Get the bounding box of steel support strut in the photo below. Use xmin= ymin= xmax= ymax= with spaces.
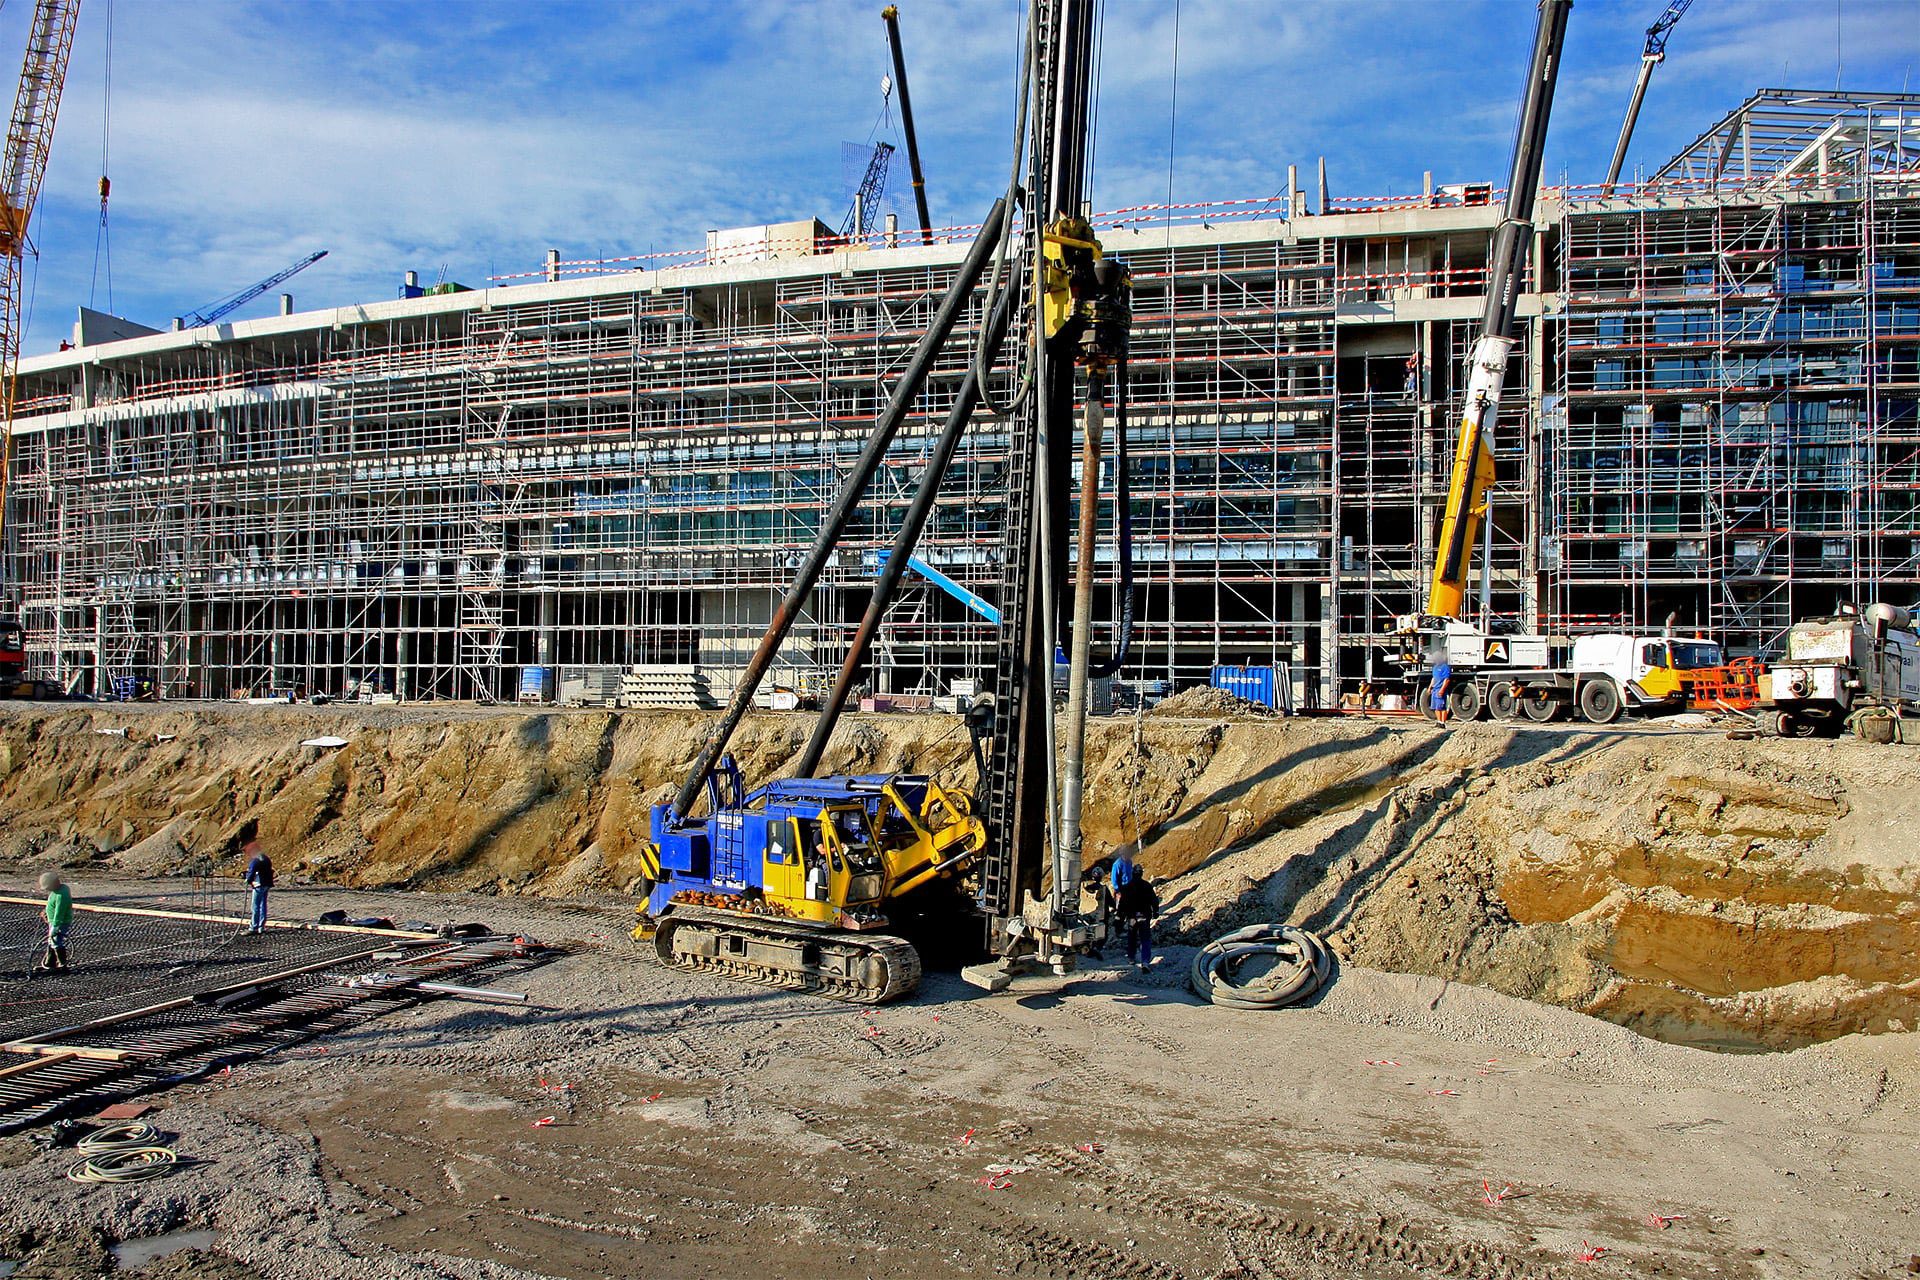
xmin=670 ymin=197 xmax=1008 ymax=823
xmin=796 ymin=284 xmax=1019 ymax=778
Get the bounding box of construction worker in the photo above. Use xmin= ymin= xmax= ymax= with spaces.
xmin=242 ymin=839 xmax=274 ymax=934
xmin=1429 ymin=660 xmax=1454 ymax=727
xmin=38 ymin=871 xmax=71 ymax=972
xmin=1115 ymin=871 xmax=1159 ymax=973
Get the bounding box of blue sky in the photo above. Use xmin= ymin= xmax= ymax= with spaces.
xmin=10 ymin=0 xmax=1919 ymax=354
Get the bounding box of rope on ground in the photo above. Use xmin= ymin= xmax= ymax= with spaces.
xmin=65 ymin=1146 xmax=176 ymax=1184
xmin=1188 ymin=923 xmax=1333 ymax=1010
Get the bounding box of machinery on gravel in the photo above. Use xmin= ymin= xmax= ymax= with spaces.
xmin=1410 ymin=620 xmax=1734 ymax=725
xmin=633 ymin=0 xmax=1131 ymax=1003
xmin=1754 ymin=603 xmax=1920 ymax=740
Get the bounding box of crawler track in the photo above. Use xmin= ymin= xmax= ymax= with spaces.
xmin=652 ymin=906 xmax=921 ymax=1004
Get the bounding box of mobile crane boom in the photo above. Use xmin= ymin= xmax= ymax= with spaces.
xmin=1425 ymin=0 xmax=1571 ymax=622
xmin=179 ymin=249 xmax=328 ymax=328
xmin=1602 ymin=0 xmax=1694 ymax=196
xmin=881 ymin=5 xmax=934 ymax=244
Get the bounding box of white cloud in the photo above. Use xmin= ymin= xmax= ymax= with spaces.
xmin=7 ymin=0 xmax=1917 ymax=353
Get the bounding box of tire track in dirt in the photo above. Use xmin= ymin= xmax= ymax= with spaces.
xmin=1018 ymin=1142 xmax=1565 ymax=1280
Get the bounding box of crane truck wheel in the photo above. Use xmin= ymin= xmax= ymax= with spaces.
xmin=1486 ymin=682 xmax=1522 ymax=721
xmin=1778 ymin=711 xmax=1819 ymax=739
xmin=1446 ymin=682 xmax=1483 ymax=722
xmin=1522 ymin=692 xmax=1565 ymax=722
xmin=1577 ymin=678 xmax=1623 ymax=725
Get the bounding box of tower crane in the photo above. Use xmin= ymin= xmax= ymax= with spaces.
xmin=177 ymin=249 xmax=328 ymax=328
xmin=0 ymin=0 xmax=82 ymax=547
xmin=1602 ymin=0 xmax=1695 ymax=196
xmin=839 ymin=141 xmax=895 ymax=240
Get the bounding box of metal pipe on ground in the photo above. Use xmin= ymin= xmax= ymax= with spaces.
xmin=416 ymin=981 xmax=529 ymax=1005
xmin=670 ymin=197 xmax=1010 ymax=823
xmin=796 ymin=283 xmax=1018 ymax=778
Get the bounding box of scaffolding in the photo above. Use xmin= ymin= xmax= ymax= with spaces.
xmin=5 ymin=90 xmax=1919 ymax=705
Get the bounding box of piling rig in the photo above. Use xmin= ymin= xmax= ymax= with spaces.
xmin=634 ymin=0 xmax=1131 ymax=1002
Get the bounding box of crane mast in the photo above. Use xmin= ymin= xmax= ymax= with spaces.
xmin=1424 ymin=0 xmax=1571 ymax=625
xmin=0 ymin=0 xmax=82 ymax=547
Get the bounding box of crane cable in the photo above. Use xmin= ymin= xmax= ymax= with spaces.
xmin=1189 ymin=923 xmax=1333 ymax=1010
xmin=88 ymin=0 xmax=111 ymax=311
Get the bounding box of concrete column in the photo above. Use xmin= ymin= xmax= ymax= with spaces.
xmin=537 ymin=590 xmax=555 ymax=666
xmin=93 ymin=607 xmax=104 ymax=700
xmin=396 ymin=604 xmax=411 ymax=702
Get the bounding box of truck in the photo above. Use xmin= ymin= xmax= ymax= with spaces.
xmin=1754 ymin=603 xmax=1920 ymax=740
xmin=1411 ymin=619 xmax=1728 ymax=724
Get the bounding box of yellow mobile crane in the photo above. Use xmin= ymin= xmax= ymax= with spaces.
xmin=1405 ymin=0 xmax=1733 ymax=726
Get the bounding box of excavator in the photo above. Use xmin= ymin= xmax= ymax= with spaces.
xmin=634 ymin=0 xmax=1128 ymax=1003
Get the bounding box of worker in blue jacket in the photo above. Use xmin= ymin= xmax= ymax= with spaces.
xmin=1429 ymin=661 xmax=1454 ymax=727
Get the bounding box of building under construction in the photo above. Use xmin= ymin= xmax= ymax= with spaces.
xmin=5 ymin=89 xmax=1917 ymax=707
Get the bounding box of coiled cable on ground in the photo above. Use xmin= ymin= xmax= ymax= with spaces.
xmin=75 ymin=1121 xmax=163 ymax=1152
xmin=65 ymin=1146 xmax=177 ymax=1184
xmin=1189 ymin=924 xmax=1333 ymax=1010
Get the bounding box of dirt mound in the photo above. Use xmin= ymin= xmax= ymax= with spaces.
xmin=2 ymin=703 xmax=1917 ymax=1051
xmin=1149 ymin=685 xmax=1273 ymax=719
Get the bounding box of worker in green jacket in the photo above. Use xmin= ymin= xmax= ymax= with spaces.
xmin=38 ymin=871 xmax=72 ymax=972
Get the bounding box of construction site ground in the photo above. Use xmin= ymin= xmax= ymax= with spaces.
xmin=0 ymin=703 xmax=1915 ymax=1276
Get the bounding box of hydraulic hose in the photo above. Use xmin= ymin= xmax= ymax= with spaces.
xmin=1188 ymin=923 xmax=1333 ymax=1010
xmin=66 ymin=1147 xmax=177 ymax=1184
xmin=75 ymin=1120 xmax=163 ymax=1151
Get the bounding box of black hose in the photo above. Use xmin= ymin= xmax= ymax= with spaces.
xmin=1189 ymin=923 xmax=1333 ymax=1010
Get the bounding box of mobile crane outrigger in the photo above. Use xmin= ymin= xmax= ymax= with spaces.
xmin=633 ymin=0 xmax=1131 ymax=1001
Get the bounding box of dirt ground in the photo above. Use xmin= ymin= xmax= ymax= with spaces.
xmin=1 ymin=703 xmax=1919 ymax=1276
xmin=1 ymin=702 xmax=1917 ymax=1050
xmin=0 ymin=879 xmax=1916 ymax=1279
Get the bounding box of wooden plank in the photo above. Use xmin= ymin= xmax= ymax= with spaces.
xmin=0 ymin=1052 xmax=74 ymax=1078
xmin=2 ymin=1043 xmax=141 ymax=1062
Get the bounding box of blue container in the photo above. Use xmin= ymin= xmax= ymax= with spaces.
xmin=517 ymin=666 xmax=553 ymax=701
xmin=1210 ymin=664 xmax=1279 ymax=709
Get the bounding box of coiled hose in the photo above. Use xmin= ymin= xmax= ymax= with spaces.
xmin=65 ymin=1121 xmax=178 ymax=1184
xmin=1189 ymin=924 xmax=1333 ymax=1010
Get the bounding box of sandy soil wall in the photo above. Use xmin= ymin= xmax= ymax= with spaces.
xmin=1 ymin=702 xmax=1915 ymax=1051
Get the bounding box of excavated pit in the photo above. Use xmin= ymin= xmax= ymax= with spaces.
xmin=1 ymin=701 xmax=1915 ymax=1053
